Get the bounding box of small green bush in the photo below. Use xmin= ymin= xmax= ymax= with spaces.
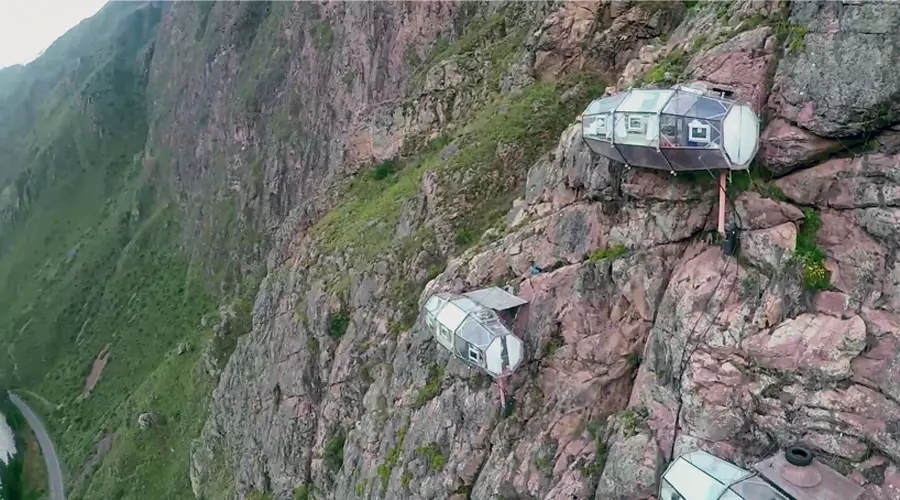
xmin=342 ymin=71 xmax=355 ymax=88
xmin=370 ymin=160 xmax=397 ymax=181
xmin=426 ymin=263 xmax=444 ymax=281
xmin=376 ymin=463 xmax=390 ymax=492
xmin=377 ymin=425 xmax=408 ymax=492
xmin=715 ymin=1 xmax=732 ymax=21
xmin=620 ymin=407 xmax=649 ymax=437
xmin=643 ymin=50 xmax=687 ymax=86
xmin=534 ymin=442 xmax=557 ymax=476
xmin=793 ymin=208 xmax=831 ymax=291
xmin=416 ymin=442 xmax=446 ymax=472
xmin=401 ymin=471 xmax=412 ymax=489
xmin=788 ymin=25 xmax=808 ymax=53
xmin=311 ymin=22 xmax=334 ymax=52
xmin=626 ymin=352 xmax=642 ymax=369
xmin=741 ymin=274 xmax=761 ymax=300
xmin=579 ymin=437 xmax=607 ymax=479
xmin=691 ymin=35 xmax=708 ymax=53
xmin=323 ymin=428 xmax=346 ymax=473
xmin=741 ymin=13 xmax=769 ymax=31
xmin=453 ymin=227 xmax=477 ymax=248
xmin=728 ymin=163 xmax=784 ymax=200
xmin=588 ymin=245 xmax=627 ymax=263
xmin=293 ymin=485 xmax=310 ymax=500
xmin=415 ymin=365 xmax=444 ymax=408
xmin=327 ymin=310 xmax=350 ymax=340
xmin=500 ymin=396 xmax=516 ymax=419
xmin=801 ymin=259 xmax=830 ymax=290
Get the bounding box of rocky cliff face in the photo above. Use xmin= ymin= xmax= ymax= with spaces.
xmin=183 ymin=1 xmax=900 ymax=500
xmin=4 ymin=0 xmax=900 ymax=499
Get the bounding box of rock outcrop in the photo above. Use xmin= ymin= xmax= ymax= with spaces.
xmin=138 ymin=412 xmax=158 ymax=430
xmin=769 ymin=0 xmax=900 ymax=138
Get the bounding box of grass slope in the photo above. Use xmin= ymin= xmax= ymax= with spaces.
xmin=0 ymin=3 xmax=223 ymax=499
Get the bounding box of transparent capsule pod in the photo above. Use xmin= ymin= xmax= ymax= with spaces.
xmin=660 ymin=448 xmax=864 ymax=500
xmin=581 ymin=85 xmax=760 ymax=172
xmin=421 ymin=287 xmax=527 ymax=378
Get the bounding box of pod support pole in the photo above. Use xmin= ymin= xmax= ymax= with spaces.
xmin=718 ymin=171 xmax=727 ymax=236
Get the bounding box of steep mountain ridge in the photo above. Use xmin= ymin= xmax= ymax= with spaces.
xmin=2 ymin=1 xmax=900 ymax=499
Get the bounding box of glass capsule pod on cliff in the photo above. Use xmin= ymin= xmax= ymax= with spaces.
xmin=420 ymin=286 xmax=527 ymax=379
xmin=581 ymin=84 xmax=760 ymax=172
xmin=660 ymin=447 xmax=863 ymax=500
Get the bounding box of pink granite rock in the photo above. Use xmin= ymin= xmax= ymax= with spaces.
xmin=744 ymin=313 xmax=867 ymax=380
xmin=853 ymin=309 xmax=900 ymax=403
xmin=688 ymin=27 xmax=775 ymax=113
xmin=776 ymin=153 xmax=900 ymax=209
xmin=620 ymin=169 xmax=709 ymax=202
xmin=740 ymin=222 xmax=797 ymax=273
xmin=532 ymin=1 xmax=602 ymax=82
xmin=817 ymin=210 xmax=886 ymax=305
xmin=758 ymin=118 xmax=843 ymax=174
xmin=524 ymin=123 xmax=617 ymax=209
xmin=734 ymin=191 xmax=805 ymax=230
xmin=814 ymin=291 xmax=857 ymax=318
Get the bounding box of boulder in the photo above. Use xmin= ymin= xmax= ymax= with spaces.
xmin=859 ymin=208 xmax=900 ymax=248
xmin=734 ymin=191 xmax=804 ymax=230
xmin=852 ymin=456 xmax=900 ymax=500
xmin=202 ymin=341 xmax=222 ymax=378
xmin=620 ymin=170 xmax=708 ymax=202
xmin=595 ymin=430 xmax=663 ymax=500
xmin=757 ymin=118 xmax=843 ymax=174
xmin=874 ymin=126 xmax=900 ymax=155
xmin=740 ymin=222 xmax=797 ymax=273
xmin=524 ymin=123 xmax=616 ymax=209
xmin=138 ymin=412 xmax=158 ymax=430
xmin=817 ymin=210 xmax=886 ymax=306
xmin=584 ymin=2 xmax=685 ymax=79
xmin=775 ymin=154 xmax=900 ymax=209
xmin=813 ymin=291 xmax=856 ymax=319
xmin=852 ymin=309 xmax=900 ymax=403
xmin=743 ymin=313 xmax=867 ymax=380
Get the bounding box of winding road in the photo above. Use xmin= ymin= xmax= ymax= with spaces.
xmin=8 ymin=392 xmax=65 ymax=500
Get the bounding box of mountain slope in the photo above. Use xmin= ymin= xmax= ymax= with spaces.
xmin=3 ymin=1 xmax=900 ymax=500
xmin=0 ymin=3 xmax=220 ymax=499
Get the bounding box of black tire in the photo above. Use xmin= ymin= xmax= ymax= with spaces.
xmin=785 ymin=445 xmax=814 ymax=466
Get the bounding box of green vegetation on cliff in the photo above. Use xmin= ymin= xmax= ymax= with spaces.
xmin=311 ymin=77 xmax=603 ymax=262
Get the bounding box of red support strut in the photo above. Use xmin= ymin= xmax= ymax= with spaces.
xmin=497 ymin=375 xmax=508 ymax=409
xmin=718 ymin=171 xmax=727 ymax=236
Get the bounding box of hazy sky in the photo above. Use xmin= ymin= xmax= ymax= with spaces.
xmin=0 ymin=0 xmax=108 ymax=68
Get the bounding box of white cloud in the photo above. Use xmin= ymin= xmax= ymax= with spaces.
xmin=0 ymin=0 xmax=109 ymax=68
